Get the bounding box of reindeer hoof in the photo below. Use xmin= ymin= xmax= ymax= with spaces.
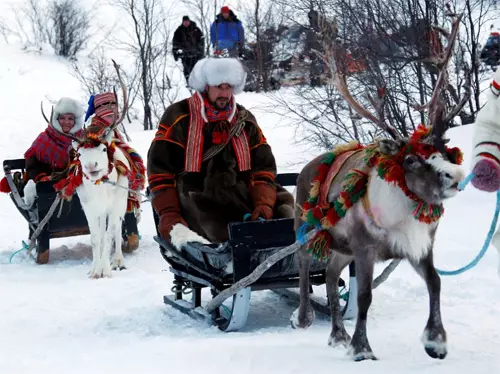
xmin=348 ymin=339 xmax=377 ymax=361
xmin=425 ymin=346 xmax=447 ymax=360
xmin=328 ymin=330 xmax=351 ymax=348
xmin=290 ymin=307 xmax=315 ymax=329
xmin=112 ymin=265 xmax=127 ymax=271
xmin=422 ymin=330 xmax=447 ymax=359
xmin=351 ymin=351 xmax=378 ymax=362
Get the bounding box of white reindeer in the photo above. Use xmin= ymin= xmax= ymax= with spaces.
xmin=74 ymin=131 xmax=131 ymax=278
xmin=54 ymin=62 xmax=143 ymax=278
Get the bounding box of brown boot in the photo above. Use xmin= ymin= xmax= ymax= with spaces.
xmin=36 ymin=249 xmax=49 ymax=264
xmin=123 ymin=233 xmax=139 ymax=253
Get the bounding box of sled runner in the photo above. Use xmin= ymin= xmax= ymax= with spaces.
xmin=152 ymin=172 xmax=358 ymax=332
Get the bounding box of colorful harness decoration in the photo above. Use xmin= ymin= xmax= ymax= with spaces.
xmin=302 ymin=125 xmax=463 ymax=262
xmin=54 ymin=133 xmax=145 ymax=211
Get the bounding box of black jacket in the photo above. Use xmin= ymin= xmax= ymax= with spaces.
xmin=172 ymin=22 xmax=204 ymax=60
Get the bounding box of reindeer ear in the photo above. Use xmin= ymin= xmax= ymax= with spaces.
xmin=71 ymin=140 xmax=79 ymax=151
xmin=378 ymin=138 xmax=406 ymax=156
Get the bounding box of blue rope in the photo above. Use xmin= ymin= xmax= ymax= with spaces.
xmin=457 ymin=172 xmax=475 ymax=191
xmin=243 ymin=213 xmax=264 ymax=222
xmin=436 ymin=172 xmax=500 ymax=276
xmin=9 ymin=240 xmax=30 ymax=264
xmin=297 ymin=222 xmax=309 ymax=244
xmin=296 ymin=222 xmax=322 ymax=244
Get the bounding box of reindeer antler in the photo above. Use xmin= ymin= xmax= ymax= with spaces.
xmin=41 ymin=101 xmax=53 ymax=124
xmin=443 ymin=69 xmax=471 ymax=123
xmin=413 ymin=6 xmax=463 ymax=143
xmin=111 ymin=59 xmax=128 ymax=126
xmin=320 ymin=38 xmax=401 ymax=140
xmin=102 ymin=59 xmax=129 ymax=139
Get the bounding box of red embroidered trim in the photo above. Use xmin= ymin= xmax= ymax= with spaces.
xmin=185 ymin=92 xmax=251 ymax=172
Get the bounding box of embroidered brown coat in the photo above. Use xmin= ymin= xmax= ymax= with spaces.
xmin=147 ymin=97 xmax=294 ymax=243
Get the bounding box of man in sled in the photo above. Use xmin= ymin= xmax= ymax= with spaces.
xmin=84 ymin=92 xmax=143 ymax=252
xmin=147 ymin=56 xmax=294 ymax=244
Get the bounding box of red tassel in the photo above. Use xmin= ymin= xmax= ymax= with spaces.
xmin=312 ymin=206 xmax=324 ymax=220
xmin=212 ymin=132 xmax=222 ymax=144
xmin=212 ymin=131 xmax=228 ymax=145
xmin=316 ymin=163 xmax=330 ymax=182
xmin=0 ymin=177 xmax=11 ymax=193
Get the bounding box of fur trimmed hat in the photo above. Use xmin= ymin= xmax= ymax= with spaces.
xmin=51 ymin=97 xmax=85 ymax=134
xmin=188 ymin=57 xmax=247 ymax=94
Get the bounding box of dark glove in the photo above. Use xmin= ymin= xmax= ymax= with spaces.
xmin=152 ymin=187 xmax=187 ymax=241
xmin=250 ymin=183 xmax=277 ymax=221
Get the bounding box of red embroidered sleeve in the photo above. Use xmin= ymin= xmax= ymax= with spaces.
xmin=147 ymin=108 xmax=188 ymax=194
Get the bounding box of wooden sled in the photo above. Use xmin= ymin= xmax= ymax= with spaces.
xmin=152 ymin=173 xmax=359 ymax=332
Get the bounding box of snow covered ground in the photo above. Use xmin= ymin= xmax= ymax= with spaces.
xmin=1 ymin=1 xmax=500 ymax=373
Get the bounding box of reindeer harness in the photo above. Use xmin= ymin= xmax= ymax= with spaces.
xmin=54 ymin=133 xmax=146 ymax=208
xmin=301 ymin=125 xmax=463 ymax=262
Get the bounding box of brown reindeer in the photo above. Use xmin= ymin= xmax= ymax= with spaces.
xmin=291 ymin=9 xmax=469 ymax=361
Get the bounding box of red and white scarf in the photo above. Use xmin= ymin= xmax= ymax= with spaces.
xmin=185 ymin=91 xmax=251 ymax=173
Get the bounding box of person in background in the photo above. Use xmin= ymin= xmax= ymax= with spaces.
xmin=210 ymin=6 xmax=245 ymax=58
xmin=172 ymin=15 xmax=205 ymax=84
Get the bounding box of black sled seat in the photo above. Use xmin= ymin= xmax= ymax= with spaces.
xmin=153 ymin=173 xmax=358 ymax=332
xmin=3 ymin=159 xmax=89 ymax=264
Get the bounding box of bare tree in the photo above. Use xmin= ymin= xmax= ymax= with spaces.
xmin=69 ymin=47 xmax=141 ymax=123
xmin=267 ymin=0 xmax=473 ymax=150
xmin=111 ymin=0 xmax=176 ymax=130
xmin=150 ymin=23 xmax=181 ymax=121
xmin=45 ymin=0 xmax=90 ymax=58
xmin=7 ymin=0 xmax=48 ymax=50
xmin=451 ymin=0 xmax=499 ymax=118
xmin=238 ymin=0 xmax=290 ymax=92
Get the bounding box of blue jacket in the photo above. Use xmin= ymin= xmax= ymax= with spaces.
xmin=210 ymin=12 xmax=244 ymax=51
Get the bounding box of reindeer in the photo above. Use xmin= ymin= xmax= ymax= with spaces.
xmin=291 ymin=9 xmax=470 ymax=361
xmin=54 ymin=61 xmax=145 ymax=279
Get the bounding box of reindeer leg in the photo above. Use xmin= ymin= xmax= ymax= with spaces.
xmin=327 ymin=252 xmax=353 ymax=347
xmin=112 ymin=215 xmax=126 ymax=271
xmin=100 ymin=219 xmax=114 ymax=278
xmin=290 ymin=245 xmax=315 ymax=329
xmin=87 ymin=214 xmax=100 ymax=277
xmin=90 ymin=215 xmax=108 ymax=279
xmin=348 ymin=225 xmax=377 ymax=361
xmin=409 ymin=251 xmax=447 ymax=360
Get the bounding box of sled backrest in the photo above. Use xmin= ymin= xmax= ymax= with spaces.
xmin=228 ymin=173 xmax=299 ymax=282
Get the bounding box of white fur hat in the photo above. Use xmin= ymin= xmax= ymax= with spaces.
xmin=51 ymin=97 xmax=85 ymax=134
xmin=188 ymin=57 xmax=247 ymax=94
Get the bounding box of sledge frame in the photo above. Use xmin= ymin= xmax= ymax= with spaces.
xmin=153 ymin=173 xmax=359 ymax=332
xmin=3 ymin=159 xmax=89 ymax=263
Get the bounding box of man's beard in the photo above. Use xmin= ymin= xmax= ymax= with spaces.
xmin=211 ymin=97 xmax=230 ymax=110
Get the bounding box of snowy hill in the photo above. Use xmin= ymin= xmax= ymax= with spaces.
xmin=1 ymin=1 xmax=500 ymax=373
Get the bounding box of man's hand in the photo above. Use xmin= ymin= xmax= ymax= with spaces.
xmin=159 ymin=212 xmax=187 ymax=241
xmin=249 ymin=182 xmax=277 ymax=221
xmin=251 ymin=204 xmax=273 ymax=220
